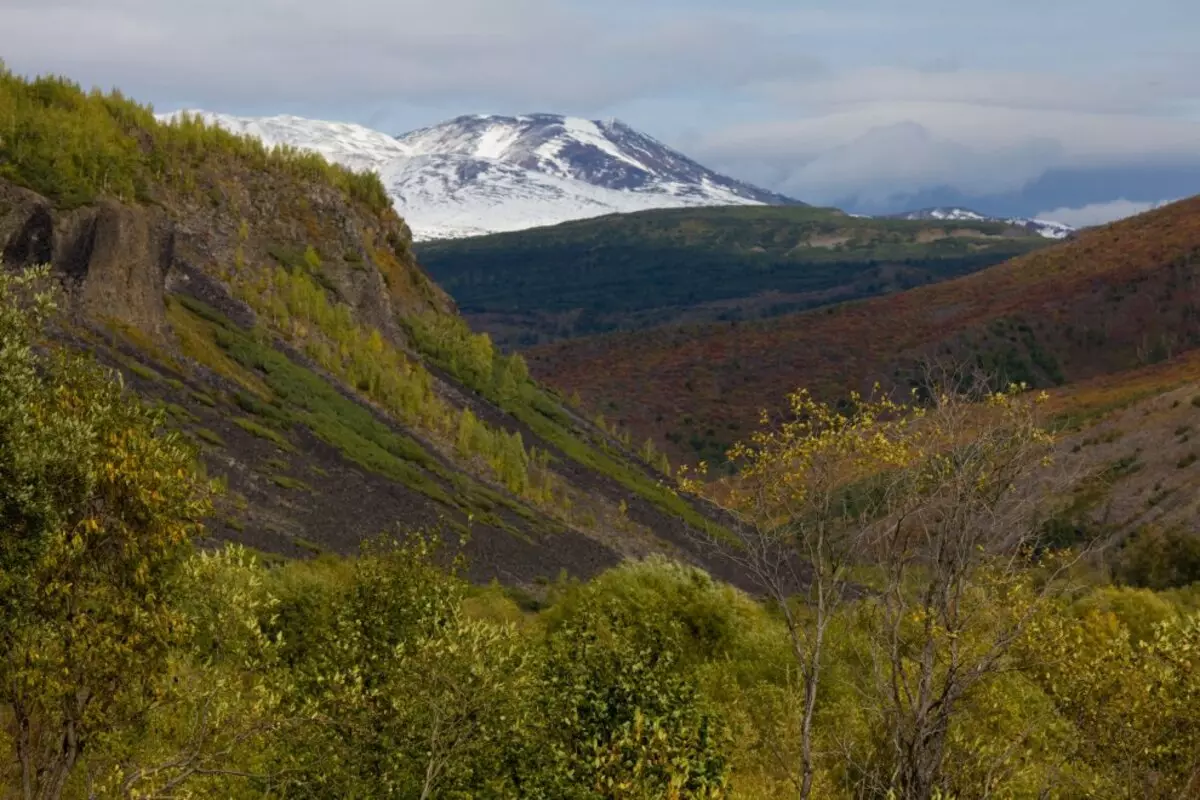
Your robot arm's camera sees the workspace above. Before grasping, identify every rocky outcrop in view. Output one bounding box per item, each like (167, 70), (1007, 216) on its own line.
(63, 201), (174, 339)
(1, 184), (173, 339)
(0, 176), (449, 349)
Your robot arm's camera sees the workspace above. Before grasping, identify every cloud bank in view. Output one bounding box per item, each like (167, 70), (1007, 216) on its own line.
(1, 0), (1197, 211)
(1035, 198), (1180, 228)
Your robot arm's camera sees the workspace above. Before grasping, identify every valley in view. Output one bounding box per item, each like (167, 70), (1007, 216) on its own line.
(4, 52), (1200, 800)
(525, 196), (1200, 466)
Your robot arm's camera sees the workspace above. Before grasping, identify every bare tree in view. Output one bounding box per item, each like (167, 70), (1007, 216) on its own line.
(681, 387), (922, 799)
(856, 367), (1088, 800)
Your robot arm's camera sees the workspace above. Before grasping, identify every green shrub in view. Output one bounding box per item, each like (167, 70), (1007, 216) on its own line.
(0, 67), (392, 214)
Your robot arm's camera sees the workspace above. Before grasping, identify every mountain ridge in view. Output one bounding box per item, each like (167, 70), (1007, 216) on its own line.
(158, 110), (802, 240)
(884, 206), (1075, 239)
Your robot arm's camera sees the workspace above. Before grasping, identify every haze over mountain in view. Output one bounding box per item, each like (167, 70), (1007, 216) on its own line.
(162, 110), (801, 240)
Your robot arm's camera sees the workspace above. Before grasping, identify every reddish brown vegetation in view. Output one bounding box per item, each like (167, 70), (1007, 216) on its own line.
(528, 196), (1200, 461)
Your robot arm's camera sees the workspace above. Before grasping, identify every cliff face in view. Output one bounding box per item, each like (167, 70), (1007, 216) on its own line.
(0, 151), (451, 346)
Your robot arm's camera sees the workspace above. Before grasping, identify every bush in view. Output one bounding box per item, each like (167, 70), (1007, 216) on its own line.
(1115, 526), (1200, 589)
(0, 66), (391, 214)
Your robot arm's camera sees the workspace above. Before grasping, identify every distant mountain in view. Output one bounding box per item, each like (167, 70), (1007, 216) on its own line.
(884, 207), (1075, 240)
(156, 110), (803, 240)
(416, 205), (1053, 350)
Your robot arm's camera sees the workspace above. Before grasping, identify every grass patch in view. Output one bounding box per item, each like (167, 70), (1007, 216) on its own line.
(194, 427), (226, 447)
(125, 360), (163, 383)
(178, 296), (455, 505)
(191, 390), (218, 407)
(164, 402), (198, 423)
(293, 537), (325, 555)
(233, 417), (296, 452)
(167, 295), (272, 398)
(234, 391), (292, 426)
(173, 296), (556, 533)
(270, 474), (313, 492)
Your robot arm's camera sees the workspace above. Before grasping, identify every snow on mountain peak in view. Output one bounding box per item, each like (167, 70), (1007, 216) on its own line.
(153, 109), (801, 240)
(156, 110), (414, 174)
(885, 207), (1075, 240)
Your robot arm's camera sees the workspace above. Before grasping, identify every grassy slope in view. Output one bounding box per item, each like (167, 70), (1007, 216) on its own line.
(527, 195), (1200, 464)
(416, 205), (1052, 347)
(0, 68), (732, 584)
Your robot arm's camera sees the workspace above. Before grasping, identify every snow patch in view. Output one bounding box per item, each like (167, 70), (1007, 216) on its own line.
(158, 109), (801, 241)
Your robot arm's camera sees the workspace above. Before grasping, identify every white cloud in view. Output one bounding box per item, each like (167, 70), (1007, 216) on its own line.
(762, 121), (1062, 204)
(0, 0), (821, 112)
(694, 69), (1200, 204)
(1034, 198), (1180, 227)
(2, 1), (1197, 208)
(762, 66), (1181, 115)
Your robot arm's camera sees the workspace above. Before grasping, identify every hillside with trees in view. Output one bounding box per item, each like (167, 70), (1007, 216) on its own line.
(5, 277), (1200, 797)
(5, 66), (1200, 800)
(0, 66), (728, 585)
(416, 205), (1052, 347)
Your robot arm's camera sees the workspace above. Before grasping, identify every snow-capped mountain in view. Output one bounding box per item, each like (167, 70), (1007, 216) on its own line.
(884, 207), (1075, 240)
(156, 110), (802, 240)
(395, 113), (795, 204)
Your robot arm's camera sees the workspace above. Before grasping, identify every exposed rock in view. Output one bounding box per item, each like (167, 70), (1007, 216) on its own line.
(62, 201), (174, 340)
(1, 185), (174, 340)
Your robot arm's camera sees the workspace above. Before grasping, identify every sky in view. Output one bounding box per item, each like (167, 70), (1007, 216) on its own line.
(3, 0), (1199, 222)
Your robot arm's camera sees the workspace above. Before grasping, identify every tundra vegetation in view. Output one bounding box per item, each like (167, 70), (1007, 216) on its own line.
(4, 268), (1200, 800)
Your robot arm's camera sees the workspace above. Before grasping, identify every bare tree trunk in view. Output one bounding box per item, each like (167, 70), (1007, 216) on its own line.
(17, 707), (34, 800)
(798, 617), (824, 800)
(42, 716), (80, 800)
(420, 712), (442, 800)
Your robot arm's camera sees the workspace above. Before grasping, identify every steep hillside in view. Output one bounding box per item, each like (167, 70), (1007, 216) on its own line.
(417, 205), (1053, 347)
(0, 69), (733, 586)
(527, 196), (1200, 464)
(161, 111), (801, 240)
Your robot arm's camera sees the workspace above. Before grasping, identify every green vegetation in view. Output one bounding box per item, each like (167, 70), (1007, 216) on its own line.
(0, 67), (389, 213)
(174, 294), (454, 505)
(406, 312), (721, 534)
(232, 416), (296, 452)
(270, 473), (312, 492)
(417, 205), (1051, 345)
(0, 267), (211, 799)
(193, 426), (226, 447)
(6, 278), (1200, 799)
(227, 262), (571, 513)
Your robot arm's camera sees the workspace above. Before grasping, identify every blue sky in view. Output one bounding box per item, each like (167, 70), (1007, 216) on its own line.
(3, 0), (1198, 222)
